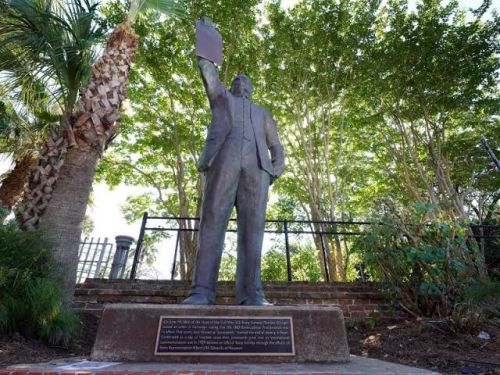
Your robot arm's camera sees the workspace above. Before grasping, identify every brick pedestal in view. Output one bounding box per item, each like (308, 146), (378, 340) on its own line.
(75, 279), (404, 321)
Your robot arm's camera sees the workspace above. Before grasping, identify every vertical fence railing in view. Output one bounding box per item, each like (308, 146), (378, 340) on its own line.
(130, 212), (148, 280)
(319, 230), (331, 283)
(170, 230), (180, 280)
(283, 220), (292, 282)
(77, 237), (114, 282)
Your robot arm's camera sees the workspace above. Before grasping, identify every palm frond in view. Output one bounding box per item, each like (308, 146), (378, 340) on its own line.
(141, 0), (185, 15)
(128, 0), (186, 23)
(0, 0), (105, 116)
(0, 91), (56, 158)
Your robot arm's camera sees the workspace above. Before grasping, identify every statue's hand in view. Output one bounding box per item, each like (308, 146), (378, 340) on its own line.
(270, 145), (285, 179)
(198, 161), (210, 172)
(272, 158), (285, 178)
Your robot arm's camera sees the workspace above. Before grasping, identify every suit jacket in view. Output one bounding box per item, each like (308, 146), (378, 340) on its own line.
(197, 58), (283, 177)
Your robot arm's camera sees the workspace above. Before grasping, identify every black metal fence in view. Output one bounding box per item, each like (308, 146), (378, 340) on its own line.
(129, 212), (500, 282)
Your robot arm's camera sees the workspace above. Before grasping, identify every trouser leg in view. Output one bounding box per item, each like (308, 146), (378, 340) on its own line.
(186, 160), (239, 304)
(235, 167), (270, 304)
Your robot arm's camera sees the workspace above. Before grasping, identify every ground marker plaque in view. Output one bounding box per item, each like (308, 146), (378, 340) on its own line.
(154, 316), (295, 356)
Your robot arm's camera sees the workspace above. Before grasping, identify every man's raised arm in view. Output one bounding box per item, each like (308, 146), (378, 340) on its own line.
(198, 57), (225, 102)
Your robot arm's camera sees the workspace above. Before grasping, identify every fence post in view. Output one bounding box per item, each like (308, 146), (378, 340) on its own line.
(110, 235), (134, 279)
(171, 230), (181, 280)
(320, 233), (330, 282)
(94, 237), (108, 278)
(78, 237), (99, 284)
(78, 237), (88, 258)
(130, 212), (148, 280)
(76, 237), (88, 283)
(284, 220), (292, 282)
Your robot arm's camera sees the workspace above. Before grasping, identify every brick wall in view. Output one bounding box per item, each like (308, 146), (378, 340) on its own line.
(74, 279), (403, 321)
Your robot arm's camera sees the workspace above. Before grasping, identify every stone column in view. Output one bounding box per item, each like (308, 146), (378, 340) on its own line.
(109, 235), (134, 279)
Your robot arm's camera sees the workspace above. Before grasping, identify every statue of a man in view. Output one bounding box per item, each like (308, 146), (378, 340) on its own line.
(182, 18), (285, 306)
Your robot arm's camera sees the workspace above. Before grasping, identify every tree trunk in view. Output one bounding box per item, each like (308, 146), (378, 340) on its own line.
(0, 154), (35, 212)
(332, 232), (345, 280)
(311, 222), (331, 282)
(39, 147), (100, 303)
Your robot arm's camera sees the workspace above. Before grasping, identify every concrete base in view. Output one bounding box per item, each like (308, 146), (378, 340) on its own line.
(4, 355), (441, 374)
(91, 304), (349, 363)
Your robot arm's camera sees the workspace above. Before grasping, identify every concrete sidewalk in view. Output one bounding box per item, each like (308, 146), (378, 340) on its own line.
(2, 355), (440, 375)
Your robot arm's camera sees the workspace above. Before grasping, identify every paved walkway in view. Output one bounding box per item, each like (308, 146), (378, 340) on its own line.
(2, 355), (439, 375)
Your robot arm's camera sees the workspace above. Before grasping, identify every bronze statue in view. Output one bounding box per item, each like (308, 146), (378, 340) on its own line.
(182, 18), (285, 306)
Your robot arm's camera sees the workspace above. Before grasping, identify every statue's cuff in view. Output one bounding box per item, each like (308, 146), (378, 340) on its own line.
(270, 144), (284, 162)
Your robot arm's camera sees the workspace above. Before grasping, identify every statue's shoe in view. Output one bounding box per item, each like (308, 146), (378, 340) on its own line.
(181, 293), (213, 305)
(239, 297), (273, 306)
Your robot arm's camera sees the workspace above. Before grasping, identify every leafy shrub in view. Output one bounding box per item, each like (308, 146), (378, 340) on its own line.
(464, 280), (500, 321)
(219, 248), (237, 281)
(261, 245), (323, 282)
(290, 246), (323, 281)
(364, 310), (380, 329)
(480, 223), (500, 281)
(0, 221), (77, 345)
(261, 249), (288, 281)
(354, 204), (484, 317)
(0, 204), (10, 224)
(219, 242), (324, 282)
(344, 318), (357, 330)
(447, 302), (486, 334)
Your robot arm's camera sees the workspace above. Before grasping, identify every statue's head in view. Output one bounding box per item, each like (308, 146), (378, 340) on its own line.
(230, 74), (252, 98)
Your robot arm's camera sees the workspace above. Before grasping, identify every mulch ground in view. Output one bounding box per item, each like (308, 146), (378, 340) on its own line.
(0, 311), (99, 368)
(348, 320), (500, 375)
(1, 314), (499, 375)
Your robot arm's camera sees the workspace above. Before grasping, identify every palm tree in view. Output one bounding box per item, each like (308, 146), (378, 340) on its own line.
(0, 0), (104, 218)
(11, 0), (184, 302)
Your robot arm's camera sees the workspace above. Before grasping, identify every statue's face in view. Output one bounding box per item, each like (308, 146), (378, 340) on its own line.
(230, 75), (252, 98)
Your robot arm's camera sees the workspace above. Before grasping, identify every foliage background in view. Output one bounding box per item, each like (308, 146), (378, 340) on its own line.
(0, 0), (497, 308)
(93, 0), (499, 285)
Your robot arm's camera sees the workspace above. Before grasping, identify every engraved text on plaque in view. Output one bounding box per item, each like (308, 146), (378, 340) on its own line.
(155, 316), (295, 355)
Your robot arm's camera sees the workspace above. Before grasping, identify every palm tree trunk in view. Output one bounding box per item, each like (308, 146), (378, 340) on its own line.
(48, 22), (136, 301)
(0, 154), (35, 212)
(16, 133), (68, 229)
(17, 21), (137, 301)
(72, 22), (137, 152)
(39, 147), (100, 302)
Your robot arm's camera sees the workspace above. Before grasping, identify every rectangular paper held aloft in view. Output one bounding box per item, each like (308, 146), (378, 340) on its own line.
(195, 19), (223, 67)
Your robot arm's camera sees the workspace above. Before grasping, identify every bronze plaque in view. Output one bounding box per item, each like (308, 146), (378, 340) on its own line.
(154, 316), (295, 356)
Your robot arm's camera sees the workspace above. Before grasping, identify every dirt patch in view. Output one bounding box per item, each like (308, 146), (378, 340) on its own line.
(70, 310), (100, 355)
(0, 311), (99, 368)
(1, 314), (499, 374)
(0, 333), (79, 367)
(348, 320), (500, 375)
